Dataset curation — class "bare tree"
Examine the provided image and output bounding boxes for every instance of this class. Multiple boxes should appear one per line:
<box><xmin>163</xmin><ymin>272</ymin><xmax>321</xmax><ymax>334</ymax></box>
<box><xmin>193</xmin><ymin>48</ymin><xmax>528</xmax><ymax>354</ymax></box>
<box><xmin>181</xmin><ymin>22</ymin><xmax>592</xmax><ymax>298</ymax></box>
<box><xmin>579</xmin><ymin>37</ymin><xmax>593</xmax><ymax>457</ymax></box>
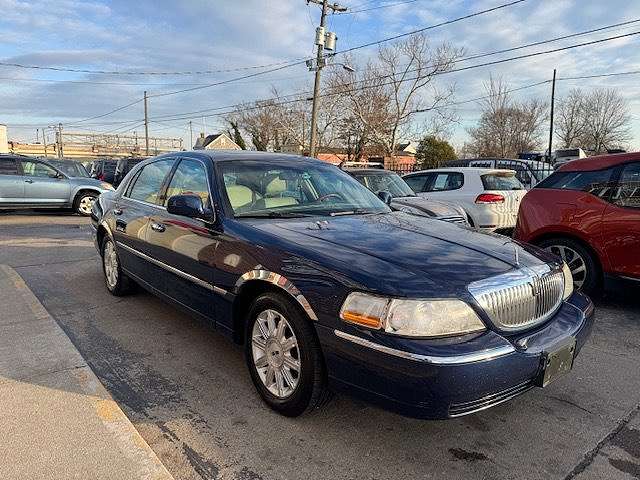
<box><xmin>582</xmin><ymin>88</ymin><xmax>631</xmax><ymax>153</ymax></box>
<box><xmin>555</xmin><ymin>88</ymin><xmax>631</xmax><ymax>153</ymax></box>
<box><xmin>468</xmin><ymin>76</ymin><xmax>548</xmax><ymax>158</ymax></box>
<box><xmin>376</xmin><ymin>34</ymin><xmax>462</xmax><ymax>158</ymax></box>
<box><xmin>555</xmin><ymin>89</ymin><xmax>587</xmax><ymax>148</ymax></box>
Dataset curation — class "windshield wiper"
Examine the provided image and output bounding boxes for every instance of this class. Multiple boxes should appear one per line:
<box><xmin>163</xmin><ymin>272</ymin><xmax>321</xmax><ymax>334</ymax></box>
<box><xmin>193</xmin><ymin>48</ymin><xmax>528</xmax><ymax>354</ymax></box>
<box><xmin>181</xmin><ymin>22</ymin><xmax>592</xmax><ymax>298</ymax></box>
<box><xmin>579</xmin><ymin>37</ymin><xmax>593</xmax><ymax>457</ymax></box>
<box><xmin>235</xmin><ymin>211</ymin><xmax>316</xmax><ymax>218</ymax></box>
<box><xmin>329</xmin><ymin>208</ymin><xmax>379</xmax><ymax>216</ymax></box>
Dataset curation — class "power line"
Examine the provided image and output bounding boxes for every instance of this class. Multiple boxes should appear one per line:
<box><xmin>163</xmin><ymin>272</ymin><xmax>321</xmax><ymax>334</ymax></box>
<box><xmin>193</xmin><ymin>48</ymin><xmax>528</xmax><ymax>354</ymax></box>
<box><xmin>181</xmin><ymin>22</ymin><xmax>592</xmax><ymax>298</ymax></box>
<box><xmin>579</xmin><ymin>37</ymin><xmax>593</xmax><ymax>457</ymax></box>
<box><xmin>69</xmin><ymin>98</ymin><xmax>144</xmax><ymax>125</ymax></box>
<box><xmin>331</xmin><ymin>0</ymin><xmax>527</xmax><ymax>56</ymax></box>
<box><xmin>338</xmin><ymin>0</ymin><xmax>420</xmax><ymax>15</ymax></box>
<box><xmin>0</xmin><ymin>58</ymin><xmax>308</xmax><ymax>76</ymax></box>
<box><xmin>153</xmin><ymin>30</ymin><xmax>640</xmax><ymax>123</ymax></box>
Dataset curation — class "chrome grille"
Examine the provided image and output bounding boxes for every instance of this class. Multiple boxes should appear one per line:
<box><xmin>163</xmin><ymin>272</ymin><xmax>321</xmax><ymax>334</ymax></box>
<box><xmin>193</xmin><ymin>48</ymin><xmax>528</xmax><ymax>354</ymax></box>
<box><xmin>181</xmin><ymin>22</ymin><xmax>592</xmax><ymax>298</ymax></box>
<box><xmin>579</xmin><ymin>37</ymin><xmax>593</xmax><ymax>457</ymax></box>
<box><xmin>468</xmin><ymin>265</ymin><xmax>564</xmax><ymax>331</ymax></box>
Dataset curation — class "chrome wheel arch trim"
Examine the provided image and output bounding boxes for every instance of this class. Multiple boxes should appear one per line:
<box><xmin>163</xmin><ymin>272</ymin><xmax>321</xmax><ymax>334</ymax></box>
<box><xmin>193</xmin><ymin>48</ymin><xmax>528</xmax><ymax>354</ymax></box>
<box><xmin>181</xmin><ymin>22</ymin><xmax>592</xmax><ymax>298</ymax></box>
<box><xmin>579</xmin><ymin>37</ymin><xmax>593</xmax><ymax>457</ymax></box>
<box><xmin>334</xmin><ymin>329</ymin><xmax>515</xmax><ymax>365</ymax></box>
<box><xmin>235</xmin><ymin>269</ymin><xmax>319</xmax><ymax>321</ymax></box>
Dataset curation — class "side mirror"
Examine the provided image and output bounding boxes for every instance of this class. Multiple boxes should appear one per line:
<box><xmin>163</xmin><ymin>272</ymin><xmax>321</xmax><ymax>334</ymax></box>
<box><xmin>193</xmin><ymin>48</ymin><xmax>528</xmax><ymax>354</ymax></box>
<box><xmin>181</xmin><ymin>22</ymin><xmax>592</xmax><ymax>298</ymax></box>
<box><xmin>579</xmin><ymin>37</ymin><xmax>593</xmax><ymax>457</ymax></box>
<box><xmin>167</xmin><ymin>194</ymin><xmax>214</xmax><ymax>222</ymax></box>
<box><xmin>377</xmin><ymin>190</ymin><xmax>393</xmax><ymax>205</ymax></box>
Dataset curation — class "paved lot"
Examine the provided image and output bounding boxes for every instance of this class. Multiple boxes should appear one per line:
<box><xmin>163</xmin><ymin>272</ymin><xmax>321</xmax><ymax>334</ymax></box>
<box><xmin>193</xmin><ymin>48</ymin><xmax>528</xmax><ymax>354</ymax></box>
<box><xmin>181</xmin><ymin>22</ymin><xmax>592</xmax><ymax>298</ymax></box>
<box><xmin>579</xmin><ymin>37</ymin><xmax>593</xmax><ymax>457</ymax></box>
<box><xmin>1</xmin><ymin>212</ymin><xmax>639</xmax><ymax>480</ymax></box>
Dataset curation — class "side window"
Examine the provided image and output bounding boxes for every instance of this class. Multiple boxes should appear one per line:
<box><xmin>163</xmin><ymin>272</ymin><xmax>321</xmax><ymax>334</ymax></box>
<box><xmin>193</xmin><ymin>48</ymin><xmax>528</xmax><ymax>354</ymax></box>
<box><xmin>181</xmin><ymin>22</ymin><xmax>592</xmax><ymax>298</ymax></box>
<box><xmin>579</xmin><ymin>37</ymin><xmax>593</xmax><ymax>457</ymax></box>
<box><xmin>0</xmin><ymin>158</ymin><xmax>18</xmax><ymax>175</ymax></box>
<box><xmin>20</xmin><ymin>160</ymin><xmax>57</xmax><ymax>178</ymax></box>
<box><xmin>426</xmin><ymin>172</ymin><xmax>464</xmax><ymax>192</ymax></box>
<box><xmin>126</xmin><ymin>159</ymin><xmax>175</xmax><ymax>205</ymax></box>
<box><xmin>612</xmin><ymin>162</ymin><xmax>640</xmax><ymax>208</ymax></box>
<box><xmin>535</xmin><ymin>169</ymin><xmax>614</xmax><ymax>199</ymax></box>
<box><xmin>404</xmin><ymin>175</ymin><xmax>428</xmax><ymax>192</ymax></box>
<box><xmin>164</xmin><ymin>159</ymin><xmax>210</xmax><ymax>206</ymax></box>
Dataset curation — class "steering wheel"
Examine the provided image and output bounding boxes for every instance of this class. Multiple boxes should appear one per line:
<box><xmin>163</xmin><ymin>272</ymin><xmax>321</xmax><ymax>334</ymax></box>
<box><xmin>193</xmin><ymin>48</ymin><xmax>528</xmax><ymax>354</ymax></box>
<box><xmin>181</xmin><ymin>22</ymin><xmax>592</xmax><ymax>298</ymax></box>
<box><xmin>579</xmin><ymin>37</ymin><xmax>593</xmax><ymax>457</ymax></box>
<box><xmin>317</xmin><ymin>193</ymin><xmax>343</xmax><ymax>203</ymax></box>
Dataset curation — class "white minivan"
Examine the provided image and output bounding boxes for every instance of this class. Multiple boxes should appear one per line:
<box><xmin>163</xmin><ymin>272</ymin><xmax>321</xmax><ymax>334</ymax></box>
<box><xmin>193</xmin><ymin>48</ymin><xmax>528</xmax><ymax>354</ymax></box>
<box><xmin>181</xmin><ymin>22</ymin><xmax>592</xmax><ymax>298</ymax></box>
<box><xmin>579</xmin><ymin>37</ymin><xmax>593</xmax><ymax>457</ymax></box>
<box><xmin>403</xmin><ymin>167</ymin><xmax>526</xmax><ymax>234</ymax></box>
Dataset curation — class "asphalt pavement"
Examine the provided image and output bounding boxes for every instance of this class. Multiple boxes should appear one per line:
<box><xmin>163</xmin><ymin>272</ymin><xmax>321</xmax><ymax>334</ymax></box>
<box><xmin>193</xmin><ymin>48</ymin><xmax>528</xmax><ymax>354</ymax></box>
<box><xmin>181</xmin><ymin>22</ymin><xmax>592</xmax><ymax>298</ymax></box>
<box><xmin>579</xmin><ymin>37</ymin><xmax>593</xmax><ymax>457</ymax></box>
<box><xmin>1</xmin><ymin>211</ymin><xmax>639</xmax><ymax>480</ymax></box>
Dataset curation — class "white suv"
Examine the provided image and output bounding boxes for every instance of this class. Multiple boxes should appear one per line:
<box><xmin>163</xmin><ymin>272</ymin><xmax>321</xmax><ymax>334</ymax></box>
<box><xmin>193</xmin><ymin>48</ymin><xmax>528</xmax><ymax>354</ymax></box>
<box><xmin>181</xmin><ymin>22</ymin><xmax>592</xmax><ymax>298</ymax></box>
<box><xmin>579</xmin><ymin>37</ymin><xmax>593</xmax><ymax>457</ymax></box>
<box><xmin>403</xmin><ymin>167</ymin><xmax>526</xmax><ymax>234</ymax></box>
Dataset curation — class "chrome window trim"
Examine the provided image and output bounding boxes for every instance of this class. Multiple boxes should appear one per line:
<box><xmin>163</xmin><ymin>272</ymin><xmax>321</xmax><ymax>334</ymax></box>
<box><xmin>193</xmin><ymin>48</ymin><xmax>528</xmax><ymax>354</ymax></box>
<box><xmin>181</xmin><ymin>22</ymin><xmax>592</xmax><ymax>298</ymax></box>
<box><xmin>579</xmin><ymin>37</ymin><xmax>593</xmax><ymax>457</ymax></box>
<box><xmin>235</xmin><ymin>269</ymin><xmax>319</xmax><ymax>321</ymax></box>
<box><xmin>115</xmin><ymin>241</ymin><xmax>229</xmax><ymax>296</ymax></box>
<box><xmin>334</xmin><ymin>330</ymin><xmax>515</xmax><ymax>365</ymax></box>
<box><xmin>124</xmin><ymin>197</ymin><xmax>167</xmax><ymax>211</ymax></box>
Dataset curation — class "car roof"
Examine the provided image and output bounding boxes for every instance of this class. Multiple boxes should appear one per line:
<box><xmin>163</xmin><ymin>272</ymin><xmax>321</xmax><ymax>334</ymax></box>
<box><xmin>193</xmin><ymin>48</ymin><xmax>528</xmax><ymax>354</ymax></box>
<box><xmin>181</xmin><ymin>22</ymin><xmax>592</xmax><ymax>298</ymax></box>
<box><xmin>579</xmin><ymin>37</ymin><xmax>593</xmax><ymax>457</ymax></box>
<box><xmin>558</xmin><ymin>152</ymin><xmax>640</xmax><ymax>172</ymax></box>
<box><xmin>405</xmin><ymin>167</ymin><xmax>515</xmax><ymax>175</ymax></box>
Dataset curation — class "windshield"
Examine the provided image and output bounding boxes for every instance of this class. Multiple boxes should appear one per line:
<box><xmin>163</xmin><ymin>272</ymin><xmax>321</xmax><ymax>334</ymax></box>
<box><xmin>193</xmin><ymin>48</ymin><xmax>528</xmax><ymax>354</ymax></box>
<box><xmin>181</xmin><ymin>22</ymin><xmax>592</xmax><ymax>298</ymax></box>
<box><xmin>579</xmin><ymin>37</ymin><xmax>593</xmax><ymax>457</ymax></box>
<box><xmin>219</xmin><ymin>160</ymin><xmax>391</xmax><ymax>218</ymax></box>
<box><xmin>481</xmin><ymin>173</ymin><xmax>524</xmax><ymax>191</ymax></box>
<box><xmin>352</xmin><ymin>171</ymin><xmax>416</xmax><ymax>198</ymax></box>
<box><xmin>48</xmin><ymin>161</ymin><xmax>89</xmax><ymax>177</ymax></box>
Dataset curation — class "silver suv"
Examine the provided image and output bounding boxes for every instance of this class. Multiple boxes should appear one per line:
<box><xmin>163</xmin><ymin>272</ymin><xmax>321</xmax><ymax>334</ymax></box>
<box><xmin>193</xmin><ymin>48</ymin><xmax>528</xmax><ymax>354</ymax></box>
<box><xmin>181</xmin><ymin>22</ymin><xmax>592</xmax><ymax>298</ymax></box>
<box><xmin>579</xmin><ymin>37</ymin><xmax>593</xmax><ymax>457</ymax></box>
<box><xmin>0</xmin><ymin>155</ymin><xmax>114</xmax><ymax>216</ymax></box>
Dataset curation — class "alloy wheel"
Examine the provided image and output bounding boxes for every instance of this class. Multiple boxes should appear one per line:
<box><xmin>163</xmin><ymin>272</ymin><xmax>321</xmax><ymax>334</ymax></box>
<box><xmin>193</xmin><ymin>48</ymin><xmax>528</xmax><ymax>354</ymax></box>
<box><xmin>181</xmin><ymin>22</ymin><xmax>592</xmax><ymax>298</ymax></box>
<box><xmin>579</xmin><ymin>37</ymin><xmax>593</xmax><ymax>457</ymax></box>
<box><xmin>251</xmin><ymin>309</ymin><xmax>301</xmax><ymax>399</ymax></box>
<box><xmin>544</xmin><ymin>244</ymin><xmax>587</xmax><ymax>289</ymax></box>
<box><xmin>78</xmin><ymin>195</ymin><xmax>95</xmax><ymax>215</ymax></box>
<box><xmin>103</xmin><ymin>241</ymin><xmax>119</xmax><ymax>289</ymax></box>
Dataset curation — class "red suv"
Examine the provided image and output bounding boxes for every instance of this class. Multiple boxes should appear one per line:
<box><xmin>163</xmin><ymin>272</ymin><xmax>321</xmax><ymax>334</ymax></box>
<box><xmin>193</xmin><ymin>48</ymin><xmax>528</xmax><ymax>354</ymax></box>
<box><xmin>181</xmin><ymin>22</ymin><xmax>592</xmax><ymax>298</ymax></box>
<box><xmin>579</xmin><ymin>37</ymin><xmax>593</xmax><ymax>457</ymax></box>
<box><xmin>514</xmin><ymin>152</ymin><xmax>640</xmax><ymax>294</ymax></box>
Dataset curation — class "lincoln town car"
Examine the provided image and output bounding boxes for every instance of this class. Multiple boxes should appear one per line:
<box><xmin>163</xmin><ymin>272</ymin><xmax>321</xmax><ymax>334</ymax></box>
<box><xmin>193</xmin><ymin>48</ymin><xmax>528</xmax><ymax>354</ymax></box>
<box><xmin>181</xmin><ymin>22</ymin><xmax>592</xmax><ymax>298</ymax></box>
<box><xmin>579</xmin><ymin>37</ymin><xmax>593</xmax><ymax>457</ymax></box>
<box><xmin>91</xmin><ymin>151</ymin><xmax>594</xmax><ymax>418</ymax></box>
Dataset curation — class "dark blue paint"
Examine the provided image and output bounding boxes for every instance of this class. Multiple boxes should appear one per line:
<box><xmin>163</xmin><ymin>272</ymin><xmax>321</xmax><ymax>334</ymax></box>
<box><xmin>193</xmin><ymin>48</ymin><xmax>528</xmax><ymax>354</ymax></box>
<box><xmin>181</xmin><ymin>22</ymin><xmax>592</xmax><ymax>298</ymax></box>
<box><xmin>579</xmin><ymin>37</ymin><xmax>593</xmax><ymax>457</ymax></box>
<box><xmin>92</xmin><ymin>151</ymin><xmax>594</xmax><ymax>419</ymax></box>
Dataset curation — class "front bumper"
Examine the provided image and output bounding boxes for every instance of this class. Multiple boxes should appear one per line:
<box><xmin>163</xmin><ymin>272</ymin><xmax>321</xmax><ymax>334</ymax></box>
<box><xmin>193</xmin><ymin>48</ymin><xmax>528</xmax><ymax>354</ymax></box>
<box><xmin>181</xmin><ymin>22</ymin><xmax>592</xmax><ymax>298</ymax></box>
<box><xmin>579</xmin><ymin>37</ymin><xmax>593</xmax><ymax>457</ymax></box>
<box><xmin>320</xmin><ymin>292</ymin><xmax>594</xmax><ymax>419</ymax></box>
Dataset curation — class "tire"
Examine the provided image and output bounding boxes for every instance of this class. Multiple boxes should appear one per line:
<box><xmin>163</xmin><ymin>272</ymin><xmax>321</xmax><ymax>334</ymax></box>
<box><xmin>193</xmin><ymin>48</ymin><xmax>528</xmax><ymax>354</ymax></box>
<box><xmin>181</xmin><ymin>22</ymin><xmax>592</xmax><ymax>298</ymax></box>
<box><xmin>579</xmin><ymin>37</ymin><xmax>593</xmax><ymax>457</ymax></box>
<box><xmin>244</xmin><ymin>292</ymin><xmax>330</xmax><ymax>417</ymax></box>
<box><xmin>537</xmin><ymin>237</ymin><xmax>600</xmax><ymax>295</ymax></box>
<box><xmin>74</xmin><ymin>191</ymin><xmax>97</xmax><ymax>216</ymax></box>
<box><xmin>101</xmin><ymin>237</ymin><xmax>132</xmax><ymax>296</ymax></box>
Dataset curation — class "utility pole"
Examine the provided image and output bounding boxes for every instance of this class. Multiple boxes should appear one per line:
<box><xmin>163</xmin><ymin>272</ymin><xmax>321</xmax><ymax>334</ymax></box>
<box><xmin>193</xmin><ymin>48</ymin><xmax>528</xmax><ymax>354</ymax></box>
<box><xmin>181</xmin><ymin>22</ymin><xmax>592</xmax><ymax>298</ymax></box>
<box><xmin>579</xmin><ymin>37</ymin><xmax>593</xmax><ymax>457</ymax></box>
<box><xmin>548</xmin><ymin>69</ymin><xmax>556</xmax><ymax>163</ymax></box>
<box><xmin>144</xmin><ymin>91</ymin><xmax>150</xmax><ymax>156</ymax></box>
<box><xmin>42</xmin><ymin>128</ymin><xmax>48</xmax><ymax>157</ymax></box>
<box><xmin>308</xmin><ymin>0</ymin><xmax>345</xmax><ymax>157</ymax></box>
<box><xmin>189</xmin><ymin>121</ymin><xmax>194</xmax><ymax>149</ymax></box>
<box><xmin>57</xmin><ymin>123</ymin><xmax>64</xmax><ymax>158</ymax></box>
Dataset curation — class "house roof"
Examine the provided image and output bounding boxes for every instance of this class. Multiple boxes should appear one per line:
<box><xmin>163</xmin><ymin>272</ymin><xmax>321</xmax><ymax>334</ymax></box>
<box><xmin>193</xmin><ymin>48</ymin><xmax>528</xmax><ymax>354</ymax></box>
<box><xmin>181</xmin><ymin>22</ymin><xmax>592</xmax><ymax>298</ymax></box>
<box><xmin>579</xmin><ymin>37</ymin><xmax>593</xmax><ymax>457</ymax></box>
<box><xmin>193</xmin><ymin>133</ymin><xmax>224</xmax><ymax>149</ymax></box>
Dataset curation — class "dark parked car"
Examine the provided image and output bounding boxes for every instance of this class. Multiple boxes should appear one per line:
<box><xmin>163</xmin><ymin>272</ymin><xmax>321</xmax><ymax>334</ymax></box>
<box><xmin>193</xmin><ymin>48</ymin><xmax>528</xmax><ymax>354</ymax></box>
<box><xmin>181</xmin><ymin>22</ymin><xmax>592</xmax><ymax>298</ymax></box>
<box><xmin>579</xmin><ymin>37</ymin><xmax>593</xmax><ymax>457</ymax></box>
<box><xmin>347</xmin><ymin>168</ymin><xmax>468</xmax><ymax>225</ymax></box>
<box><xmin>92</xmin><ymin>151</ymin><xmax>594</xmax><ymax>419</ymax></box>
<box><xmin>89</xmin><ymin>159</ymin><xmax>118</xmax><ymax>183</ymax></box>
<box><xmin>113</xmin><ymin>157</ymin><xmax>144</xmax><ymax>187</ymax></box>
<box><xmin>47</xmin><ymin>159</ymin><xmax>90</xmax><ymax>178</ymax></box>
<box><xmin>514</xmin><ymin>152</ymin><xmax>640</xmax><ymax>294</ymax></box>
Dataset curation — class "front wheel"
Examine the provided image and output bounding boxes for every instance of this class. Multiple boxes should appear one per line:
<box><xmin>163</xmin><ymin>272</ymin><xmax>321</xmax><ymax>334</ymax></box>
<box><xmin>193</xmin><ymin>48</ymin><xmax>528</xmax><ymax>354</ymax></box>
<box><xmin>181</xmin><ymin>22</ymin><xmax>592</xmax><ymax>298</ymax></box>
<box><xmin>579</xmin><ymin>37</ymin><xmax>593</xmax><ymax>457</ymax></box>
<box><xmin>537</xmin><ymin>237</ymin><xmax>600</xmax><ymax>294</ymax></box>
<box><xmin>244</xmin><ymin>292</ymin><xmax>330</xmax><ymax>416</ymax></box>
<box><xmin>74</xmin><ymin>192</ymin><xmax>97</xmax><ymax>216</ymax></box>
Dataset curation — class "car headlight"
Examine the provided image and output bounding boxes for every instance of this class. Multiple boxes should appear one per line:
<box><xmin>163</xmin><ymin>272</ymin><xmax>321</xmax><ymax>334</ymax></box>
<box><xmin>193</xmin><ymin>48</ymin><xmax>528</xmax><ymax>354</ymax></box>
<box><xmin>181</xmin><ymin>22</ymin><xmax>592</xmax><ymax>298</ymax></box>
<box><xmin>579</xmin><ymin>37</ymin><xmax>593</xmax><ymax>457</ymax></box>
<box><xmin>100</xmin><ymin>182</ymin><xmax>114</xmax><ymax>190</ymax></box>
<box><xmin>339</xmin><ymin>292</ymin><xmax>486</xmax><ymax>337</ymax></box>
<box><xmin>561</xmin><ymin>262</ymin><xmax>574</xmax><ymax>300</ymax></box>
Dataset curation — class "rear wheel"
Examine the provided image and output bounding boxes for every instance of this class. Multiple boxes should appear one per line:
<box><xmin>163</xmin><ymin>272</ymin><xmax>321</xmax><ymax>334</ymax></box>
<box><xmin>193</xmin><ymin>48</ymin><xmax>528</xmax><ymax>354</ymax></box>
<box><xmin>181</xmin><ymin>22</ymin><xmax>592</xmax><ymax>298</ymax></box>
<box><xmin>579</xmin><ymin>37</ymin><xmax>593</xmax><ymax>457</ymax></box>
<box><xmin>537</xmin><ymin>237</ymin><xmax>600</xmax><ymax>294</ymax></box>
<box><xmin>74</xmin><ymin>191</ymin><xmax>97</xmax><ymax>216</ymax></box>
<box><xmin>101</xmin><ymin>238</ymin><xmax>132</xmax><ymax>296</ymax></box>
<box><xmin>244</xmin><ymin>292</ymin><xmax>330</xmax><ymax>416</ymax></box>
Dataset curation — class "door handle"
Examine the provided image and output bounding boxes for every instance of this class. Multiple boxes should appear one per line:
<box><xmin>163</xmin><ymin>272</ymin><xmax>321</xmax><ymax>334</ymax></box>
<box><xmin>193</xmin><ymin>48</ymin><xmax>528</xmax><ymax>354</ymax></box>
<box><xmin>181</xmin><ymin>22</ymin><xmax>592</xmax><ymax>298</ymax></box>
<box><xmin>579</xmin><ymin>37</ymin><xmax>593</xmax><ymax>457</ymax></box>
<box><xmin>151</xmin><ymin>222</ymin><xmax>166</xmax><ymax>233</ymax></box>
<box><xmin>113</xmin><ymin>208</ymin><xmax>123</xmax><ymax>216</ymax></box>
<box><xmin>24</xmin><ymin>179</ymin><xmax>34</xmax><ymax>184</ymax></box>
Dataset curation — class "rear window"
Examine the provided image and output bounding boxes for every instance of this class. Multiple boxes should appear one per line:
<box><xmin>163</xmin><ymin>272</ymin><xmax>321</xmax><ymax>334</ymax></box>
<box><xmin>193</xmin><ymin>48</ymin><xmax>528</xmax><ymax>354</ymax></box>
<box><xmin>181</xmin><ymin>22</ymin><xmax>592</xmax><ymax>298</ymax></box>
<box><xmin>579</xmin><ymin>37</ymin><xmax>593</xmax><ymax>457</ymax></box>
<box><xmin>481</xmin><ymin>173</ymin><xmax>524</xmax><ymax>191</ymax></box>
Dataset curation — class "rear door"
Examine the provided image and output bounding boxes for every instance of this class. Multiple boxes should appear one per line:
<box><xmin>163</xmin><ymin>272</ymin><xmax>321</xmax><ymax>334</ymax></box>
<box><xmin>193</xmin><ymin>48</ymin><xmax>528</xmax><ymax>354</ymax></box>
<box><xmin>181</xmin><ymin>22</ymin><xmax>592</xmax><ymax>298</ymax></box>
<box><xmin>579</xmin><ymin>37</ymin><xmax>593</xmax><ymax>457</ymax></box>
<box><xmin>19</xmin><ymin>159</ymin><xmax>70</xmax><ymax>205</ymax></box>
<box><xmin>0</xmin><ymin>157</ymin><xmax>24</xmax><ymax>205</ymax></box>
<box><xmin>145</xmin><ymin>156</ymin><xmax>219</xmax><ymax>321</ymax></box>
<box><xmin>112</xmin><ymin>158</ymin><xmax>176</xmax><ymax>285</ymax></box>
<box><xmin>602</xmin><ymin>162</ymin><xmax>640</xmax><ymax>279</ymax></box>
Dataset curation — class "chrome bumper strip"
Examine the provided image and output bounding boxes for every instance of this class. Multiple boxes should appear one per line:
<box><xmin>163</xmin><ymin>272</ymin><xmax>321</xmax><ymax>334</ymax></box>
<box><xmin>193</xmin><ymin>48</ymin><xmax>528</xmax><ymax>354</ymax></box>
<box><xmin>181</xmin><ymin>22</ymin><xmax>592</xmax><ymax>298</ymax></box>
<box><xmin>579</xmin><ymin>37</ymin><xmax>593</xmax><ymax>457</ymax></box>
<box><xmin>116</xmin><ymin>241</ymin><xmax>229</xmax><ymax>296</ymax></box>
<box><xmin>334</xmin><ymin>330</ymin><xmax>515</xmax><ymax>365</ymax></box>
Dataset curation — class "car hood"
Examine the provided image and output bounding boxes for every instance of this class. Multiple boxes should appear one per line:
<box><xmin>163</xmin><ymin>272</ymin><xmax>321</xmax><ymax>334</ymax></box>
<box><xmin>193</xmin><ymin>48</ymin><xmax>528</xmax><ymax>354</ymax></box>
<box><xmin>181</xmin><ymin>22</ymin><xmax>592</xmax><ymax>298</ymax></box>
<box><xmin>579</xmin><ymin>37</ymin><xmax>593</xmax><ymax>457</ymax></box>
<box><xmin>252</xmin><ymin>212</ymin><xmax>553</xmax><ymax>295</ymax></box>
<box><xmin>391</xmin><ymin>196</ymin><xmax>463</xmax><ymax>217</ymax></box>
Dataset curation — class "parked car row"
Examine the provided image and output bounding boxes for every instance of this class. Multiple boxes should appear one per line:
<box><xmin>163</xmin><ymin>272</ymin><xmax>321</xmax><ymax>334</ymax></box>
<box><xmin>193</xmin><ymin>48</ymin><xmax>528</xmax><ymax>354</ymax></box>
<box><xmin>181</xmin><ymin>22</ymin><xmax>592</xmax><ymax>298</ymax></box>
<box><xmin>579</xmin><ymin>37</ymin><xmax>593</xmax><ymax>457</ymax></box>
<box><xmin>91</xmin><ymin>150</ymin><xmax>594</xmax><ymax>420</ymax></box>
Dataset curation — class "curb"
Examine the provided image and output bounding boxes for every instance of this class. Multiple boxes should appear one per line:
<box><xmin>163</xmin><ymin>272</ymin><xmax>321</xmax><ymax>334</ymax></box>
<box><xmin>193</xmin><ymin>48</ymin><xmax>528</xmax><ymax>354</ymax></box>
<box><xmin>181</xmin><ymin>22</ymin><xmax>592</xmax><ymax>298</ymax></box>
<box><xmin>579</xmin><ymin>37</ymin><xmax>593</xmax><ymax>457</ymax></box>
<box><xmin>0</xmin><ymin>264</ymin><xmax>175</xmax><ymax>480</ymax></box>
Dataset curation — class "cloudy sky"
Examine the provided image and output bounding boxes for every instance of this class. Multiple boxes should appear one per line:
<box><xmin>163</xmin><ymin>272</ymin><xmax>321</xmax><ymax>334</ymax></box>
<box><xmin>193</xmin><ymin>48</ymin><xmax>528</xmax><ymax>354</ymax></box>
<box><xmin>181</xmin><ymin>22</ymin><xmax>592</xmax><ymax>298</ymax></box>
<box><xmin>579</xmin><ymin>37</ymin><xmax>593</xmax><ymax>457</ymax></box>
<box><xmin>1</xmin><ymin>0</ymin><xmax>639</xmax><ymax>150</ymax></box>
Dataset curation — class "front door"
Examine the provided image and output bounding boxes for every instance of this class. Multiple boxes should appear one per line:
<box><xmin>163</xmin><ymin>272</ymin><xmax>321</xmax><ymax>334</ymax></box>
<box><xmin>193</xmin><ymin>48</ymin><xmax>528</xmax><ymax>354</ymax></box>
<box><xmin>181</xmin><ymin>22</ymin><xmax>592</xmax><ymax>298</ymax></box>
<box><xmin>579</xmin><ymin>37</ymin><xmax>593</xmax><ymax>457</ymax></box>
<box><xmin>145</xmin><ymin>157</ymin><xmax>219</xmax><ymax>321</ymax></box>
<box><xmin>113</xmin><ymin>158</ymin><xmax>176</xmax><ymax>286</ymax></box>
<box><xmin>19</xmin><ymin>160</ymin><xmax>70</xmax><ymax>205</ymax></box>
<box><xmin>602</xmin><ymin>162</ymin><xmax>640</xmax><ymax>279</ymax></box>
<box><xmin>0</xmin><ymin>157</ymin><xmax>24</xmax><ymax>204</ymax></box>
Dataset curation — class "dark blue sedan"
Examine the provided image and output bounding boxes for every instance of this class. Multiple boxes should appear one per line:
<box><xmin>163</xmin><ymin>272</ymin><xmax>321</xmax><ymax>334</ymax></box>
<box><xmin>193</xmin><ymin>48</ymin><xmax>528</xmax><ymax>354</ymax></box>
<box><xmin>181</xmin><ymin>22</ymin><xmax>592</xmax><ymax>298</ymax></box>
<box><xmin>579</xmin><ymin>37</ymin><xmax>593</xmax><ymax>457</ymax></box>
<box><xmin>91</xmin><ymin>151</ymin><xmax>594</xmax><ymax>418</ymax></box>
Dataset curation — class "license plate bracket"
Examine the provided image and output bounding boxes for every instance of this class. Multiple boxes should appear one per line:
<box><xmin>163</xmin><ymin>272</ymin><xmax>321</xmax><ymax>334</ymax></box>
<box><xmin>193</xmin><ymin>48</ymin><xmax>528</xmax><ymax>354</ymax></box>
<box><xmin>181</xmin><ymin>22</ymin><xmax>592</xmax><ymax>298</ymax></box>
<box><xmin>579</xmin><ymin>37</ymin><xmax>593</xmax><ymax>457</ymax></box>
<box><xmin>537</xmin><ymin>338</ymin><xmax>576</xmax><ymax>387</ymax></box>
